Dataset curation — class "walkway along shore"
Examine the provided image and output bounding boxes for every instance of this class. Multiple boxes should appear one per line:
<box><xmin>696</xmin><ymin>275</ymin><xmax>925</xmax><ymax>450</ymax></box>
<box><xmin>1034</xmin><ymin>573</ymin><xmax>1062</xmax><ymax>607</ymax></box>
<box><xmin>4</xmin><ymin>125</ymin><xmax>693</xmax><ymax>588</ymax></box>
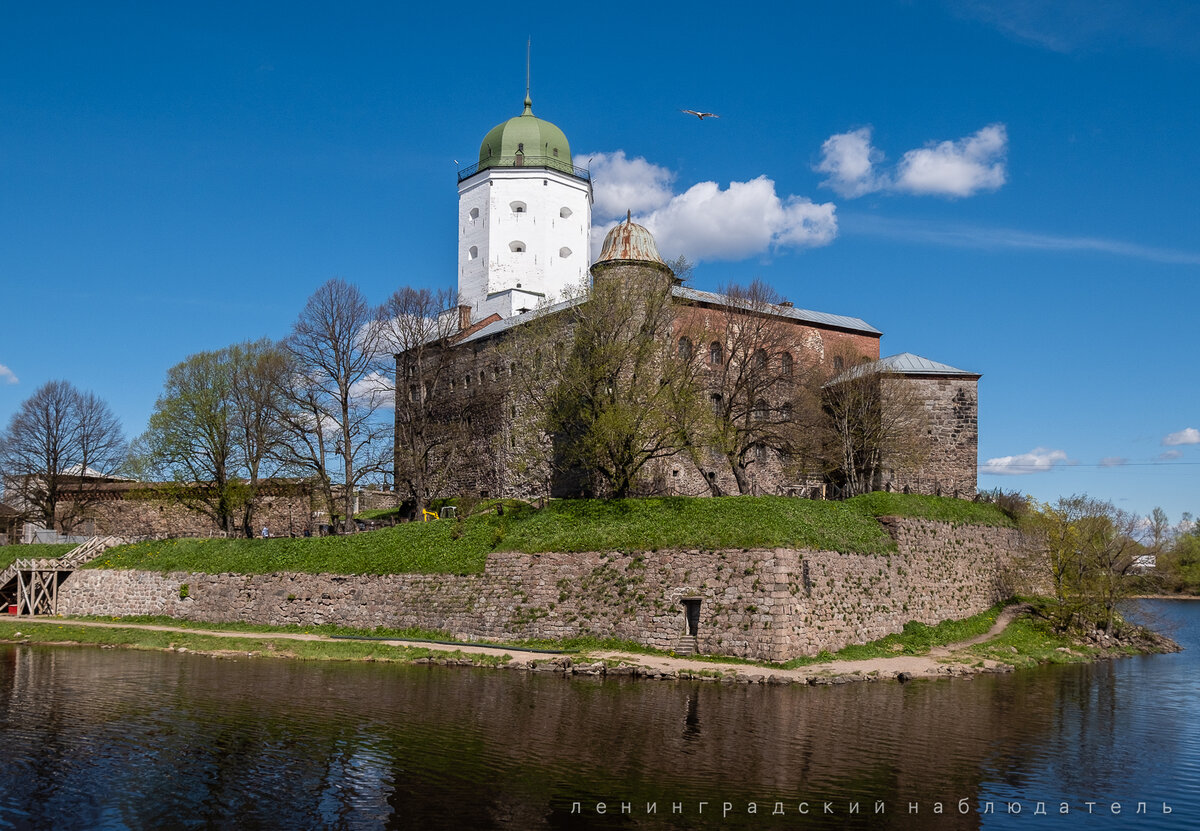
<box><xmin>0</xmin><ymin>604</ymin><xmax>1126</xmax><ymax>686</ymax></box>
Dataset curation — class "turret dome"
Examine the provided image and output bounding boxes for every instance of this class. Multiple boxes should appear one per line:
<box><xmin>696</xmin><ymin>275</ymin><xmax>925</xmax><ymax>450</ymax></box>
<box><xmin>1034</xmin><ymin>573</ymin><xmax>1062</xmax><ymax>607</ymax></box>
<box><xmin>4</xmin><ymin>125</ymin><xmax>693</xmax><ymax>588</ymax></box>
<box><xmin>477</xmin><ymin>96</ymin><xmax>573</xmax><ymax>174</ymax></box>
<box><xmin>596</xmin><ymin>214</ymin><xmax>666</xmax><ymax>265</ymax></box>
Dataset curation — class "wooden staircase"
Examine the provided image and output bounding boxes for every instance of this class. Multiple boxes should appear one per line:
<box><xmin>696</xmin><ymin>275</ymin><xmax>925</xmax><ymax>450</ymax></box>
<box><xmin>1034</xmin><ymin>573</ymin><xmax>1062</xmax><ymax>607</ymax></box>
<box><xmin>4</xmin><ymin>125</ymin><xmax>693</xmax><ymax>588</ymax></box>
<box><xmin>0</xmin><ymin>535</ymin><xmax>128</xmax><ymax>615</ymax></box>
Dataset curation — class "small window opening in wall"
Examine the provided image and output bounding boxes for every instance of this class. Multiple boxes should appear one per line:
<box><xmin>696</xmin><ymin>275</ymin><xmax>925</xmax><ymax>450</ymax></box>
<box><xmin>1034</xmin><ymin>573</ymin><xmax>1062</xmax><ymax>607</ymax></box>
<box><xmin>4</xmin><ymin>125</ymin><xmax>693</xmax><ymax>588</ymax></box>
<box><xmin>509</xmin><ymin>241</ymin><xmax>525</xmax><ymax>252</ymax></box>
<box><xmin>469</xmin><ymin>207</ymin><xmax>479</xmax><ymax>220</ymax></box>
<box><xmin>560</xmin><ymin>207</ymin><xmax>572</xmax><ymax>219</ymax></box>
<box><xmin>468</xmin><ymin>245</ymin><xmax>478</xmax><ymax>260</ymax></box>
<box><xmin>510</xmin><ymin>435</ymin><xmax>516</xmax><ymax>449</ymax></box>
<box><xmin>553</xmin><ymin>148</ymin><xmax>559</xmax><ymax>157</ymax></box>
<box><xmin>672</xmin><ymin>469</ymin><xmax>679</xmax><ymax>478</ymax></box>
<box><xmin>559</xmin><ymin>246</ymin><xmax>572</xmax><ymax>258</ymax></box>
<box><xmin>479</xmin><ymin>370</ymin><xmax>486</xmax><ymax>385</ymax></box>
<box><xmin>510</xmin><ymin>201</ymin><xmax>527</xmax><ymax>213</ymax></box>
<box><xmin>682</xmin><ymin>598</ymin><xmax>701</xmax><ymax>637</ymax></box>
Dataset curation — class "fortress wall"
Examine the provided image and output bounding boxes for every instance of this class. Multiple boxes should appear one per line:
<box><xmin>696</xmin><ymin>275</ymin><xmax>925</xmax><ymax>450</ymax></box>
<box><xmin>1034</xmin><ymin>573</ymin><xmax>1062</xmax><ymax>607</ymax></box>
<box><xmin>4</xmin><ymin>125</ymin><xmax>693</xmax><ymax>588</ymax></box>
<box><xmin>58</xmin><ymin>519</ymin><xmax>1039</xmax><ymax>661</ymax></box>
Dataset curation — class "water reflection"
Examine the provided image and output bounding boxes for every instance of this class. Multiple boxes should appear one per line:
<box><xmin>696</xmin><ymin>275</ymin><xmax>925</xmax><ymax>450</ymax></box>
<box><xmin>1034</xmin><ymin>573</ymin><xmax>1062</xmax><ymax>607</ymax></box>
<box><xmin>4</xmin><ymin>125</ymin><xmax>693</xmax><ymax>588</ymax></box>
<box><xmin>0</xmin><ymin>601</ymin><xmax>1196</xmax><ymax>829</ymax></box>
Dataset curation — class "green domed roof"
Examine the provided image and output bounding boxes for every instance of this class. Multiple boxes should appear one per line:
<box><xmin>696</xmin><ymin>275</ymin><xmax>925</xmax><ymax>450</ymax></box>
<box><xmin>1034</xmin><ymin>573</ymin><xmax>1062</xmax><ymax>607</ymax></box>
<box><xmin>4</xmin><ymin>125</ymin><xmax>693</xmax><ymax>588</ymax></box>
<box><xmin>477</xmin><ymin>96</ymin><xmax>573</xmax><ymax>173</ymax></box>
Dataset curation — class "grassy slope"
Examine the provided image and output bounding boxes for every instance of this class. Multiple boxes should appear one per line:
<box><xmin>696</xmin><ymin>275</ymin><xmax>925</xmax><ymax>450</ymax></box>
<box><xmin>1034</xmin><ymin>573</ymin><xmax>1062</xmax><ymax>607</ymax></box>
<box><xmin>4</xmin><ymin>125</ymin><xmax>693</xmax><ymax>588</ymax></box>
<box><xmin>0</xmin><ymin>543</ymin><xmax>77</xmax><ymax>571</ymax></box>
<box><xmin>88</xmin><ymin>493</ymin><xmax>1004</xmax><ymax>577</ymax></box>
<box><xmin>846</xmin><ymin>492</ymin><xmax>1014</xmax><ymax>527</ymax></box>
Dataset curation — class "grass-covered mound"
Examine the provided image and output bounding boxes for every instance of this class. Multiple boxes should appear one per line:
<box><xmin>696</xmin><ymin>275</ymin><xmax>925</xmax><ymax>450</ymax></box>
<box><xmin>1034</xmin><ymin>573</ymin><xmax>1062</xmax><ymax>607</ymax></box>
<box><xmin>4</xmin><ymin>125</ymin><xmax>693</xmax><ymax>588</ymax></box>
<box><xmin>846</xmin><ymin>492</ymin><xmax>1015</xmax><ymax>527</ymax></box>
<box><xmin>1</xmin><ymin>543</ymin><xmax>77</xmax><ymax>571</ymax></box>
<box><xmin>87</xmin><ymin>493</ymin><xmax>1004</xmax><ymax>576</ymax></box>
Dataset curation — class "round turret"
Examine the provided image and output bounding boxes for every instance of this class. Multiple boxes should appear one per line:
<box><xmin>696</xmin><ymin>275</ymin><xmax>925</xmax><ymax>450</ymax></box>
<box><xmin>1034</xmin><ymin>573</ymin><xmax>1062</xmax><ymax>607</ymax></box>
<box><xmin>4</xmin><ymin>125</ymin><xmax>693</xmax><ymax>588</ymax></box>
<box><xmin>478</xmin><ymin>96</ymin><xmax>573</xmax><ymax>175</ymax></box>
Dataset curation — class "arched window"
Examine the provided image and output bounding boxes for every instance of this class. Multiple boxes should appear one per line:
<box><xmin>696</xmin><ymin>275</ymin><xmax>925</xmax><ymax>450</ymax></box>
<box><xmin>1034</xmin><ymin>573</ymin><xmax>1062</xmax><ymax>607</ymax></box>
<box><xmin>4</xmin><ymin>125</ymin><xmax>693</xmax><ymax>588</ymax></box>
<box><xmin>710</xmin><ymin>393</ymin><xmax>723</xmax><ymax>416</ymax></box>
<box><xmin>559</xmin><ymin>247</ymin><xmax>572</xmax><ymax>258</ymax></box>
<box><xmin>510</xmin><ymin>201</ymin><xmax>527</xmax><ymax>213</ymax></box>
<box><xmin>560</xmin><ymin>207</ymin><xmax>573</xmax><ymax>219</ymax></box>
<box><xmin>469</xmin><ymin>207</ymin><xmax>480</xmax><ymax>221</ymax></box>
<box><xmin>509</xmin><ymin>241</ymin><xmax>525</xmax><ymax>253</ymax></box>
<box><xmin>709</xmin><ymin>341</ymin><xmax>723</xmax><ymax>365</ymax></box>
<box><xmin>468</xmin><ymin>245</ymin><xmax>478</xmax><ymax>260</ymax></box>
<box><xmin>753</xmin><ymin>399</ymin><xmax>769</xmax><ymax>421</ymax></box>
<box><xmin>753</xmin><ymin>349</ymin><xmax>767</xmax><ymax>370</ymax></box>
<box><xmin>479</xmin><ymin>370</ymin><xmax>486</xmax><ymax>385</ymax></box>
<box><xmin>678</xmin><ymin>337</ymin><xmax>693</xmax><ymax>361</ymax></box>
<box><xmin>781</xmin><ymin>352</ymin><xmax>794</xmax><ymax>377</ymax></box>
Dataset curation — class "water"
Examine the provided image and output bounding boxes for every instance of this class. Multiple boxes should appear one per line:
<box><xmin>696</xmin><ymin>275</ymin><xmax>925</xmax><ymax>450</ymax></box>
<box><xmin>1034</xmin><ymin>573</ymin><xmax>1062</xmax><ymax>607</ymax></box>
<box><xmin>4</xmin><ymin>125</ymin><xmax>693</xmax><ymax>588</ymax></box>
<box><xmin>1</xmin><ymin>601</ymin><xmax>1197</xmax><ymax>829</ymax></box>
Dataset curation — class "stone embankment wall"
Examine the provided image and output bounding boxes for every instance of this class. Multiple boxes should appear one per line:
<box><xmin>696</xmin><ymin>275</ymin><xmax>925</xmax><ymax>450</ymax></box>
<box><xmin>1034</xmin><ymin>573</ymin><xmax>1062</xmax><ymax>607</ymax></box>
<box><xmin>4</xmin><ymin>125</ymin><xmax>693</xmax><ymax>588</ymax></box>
<box><xmin>58</xmin><ymin>518</ymin><xmax>1040</xmax><ymax>661</ymax></box>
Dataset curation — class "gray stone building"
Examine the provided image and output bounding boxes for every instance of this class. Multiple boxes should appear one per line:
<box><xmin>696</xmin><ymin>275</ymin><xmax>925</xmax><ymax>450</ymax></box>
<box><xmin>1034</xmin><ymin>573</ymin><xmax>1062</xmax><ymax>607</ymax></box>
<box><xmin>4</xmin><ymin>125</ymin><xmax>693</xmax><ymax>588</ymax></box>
<box><xmin>391</xmin><ymin>97</ymin><xmax>980</xmax><ymax>506</ymax></box>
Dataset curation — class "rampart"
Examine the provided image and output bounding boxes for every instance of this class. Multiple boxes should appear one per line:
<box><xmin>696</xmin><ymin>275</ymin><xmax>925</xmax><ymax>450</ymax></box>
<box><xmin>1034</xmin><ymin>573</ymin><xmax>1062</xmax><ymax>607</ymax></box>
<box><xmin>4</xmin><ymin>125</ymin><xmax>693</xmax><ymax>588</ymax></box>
<box><xmin>58</xmin><ymin>518</ymin><xmax>1041</xmax><ymax>661</ymax></box>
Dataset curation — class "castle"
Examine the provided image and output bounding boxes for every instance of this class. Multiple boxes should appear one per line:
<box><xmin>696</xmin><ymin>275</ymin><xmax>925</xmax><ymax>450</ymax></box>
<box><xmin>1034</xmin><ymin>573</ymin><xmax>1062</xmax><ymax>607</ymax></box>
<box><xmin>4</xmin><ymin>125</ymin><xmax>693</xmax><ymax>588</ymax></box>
<box><xmin>393</xmin><ymin>94</ymin><xmax>980</xmax><ymax>503</ymax></box>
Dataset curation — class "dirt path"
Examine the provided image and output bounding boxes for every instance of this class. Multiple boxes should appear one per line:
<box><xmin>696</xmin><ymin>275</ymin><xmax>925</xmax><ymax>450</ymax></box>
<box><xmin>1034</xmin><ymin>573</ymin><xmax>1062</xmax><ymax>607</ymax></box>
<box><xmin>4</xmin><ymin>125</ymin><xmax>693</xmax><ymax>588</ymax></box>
<box><xmin>11</xmin><ymin>610</ymin><xmax>1026</xmax><ymax>683</ymax></box>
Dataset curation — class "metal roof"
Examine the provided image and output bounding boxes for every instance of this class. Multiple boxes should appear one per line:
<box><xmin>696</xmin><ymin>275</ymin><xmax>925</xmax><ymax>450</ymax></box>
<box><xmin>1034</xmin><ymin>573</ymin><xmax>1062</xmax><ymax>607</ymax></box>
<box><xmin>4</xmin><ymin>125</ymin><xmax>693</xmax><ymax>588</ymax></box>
<box><xmin>454</xmin><ymin>295</ymin><xmax>584</xmax><ymax>346</ymax></box>
<box><xmin>873</xmin><ymin>352</ymin><xmax>978</xmax><ymax>376</ymax></box>
<box><xmin>670</xmin><ymin>285</ymin><xmax>882</xmax><ymax>335</ymax></box>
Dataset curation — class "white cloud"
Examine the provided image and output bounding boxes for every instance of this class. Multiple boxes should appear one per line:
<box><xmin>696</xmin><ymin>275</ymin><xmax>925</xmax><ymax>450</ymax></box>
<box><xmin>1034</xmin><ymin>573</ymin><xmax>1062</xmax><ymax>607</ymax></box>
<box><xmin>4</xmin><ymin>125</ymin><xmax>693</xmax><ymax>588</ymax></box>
<box><xmin>980</xmin><ymin>447</ymin><xmax>1069</xmax><ymax>475</ymax></box>
<box><xmin>894</xmin><ymin>124</ymin><xmax>1008</xmax><ymax>197</ymax></box>
<box><xmin>1163</xmin><ymin>427</ymin><xmax>1200</xmax><ymax>446</ymax></box>
<box><xmin>842</xmin><ymin>215</ymin><xmax>1200</xmax><ymax>265</ymax></box>
<box><xmin>1098</xmin><ymin>457</ymin><xmax>1128</xmax><ymax>467</ymax></box>
<box><xmin>1159</xmin><ymin>449</ymin><xmax>1184</xmax><ymax>461</ymax></box>
<box><xmin>585</xmin><ymin>153</ymin><xmax>837</xmax><ymax>263</ymax></box>
<box><xmin>0</xmin><ymin>363</ymin><xmax>16</xmax><ymax>385</ymax></box>
<box><xmin>817</xmin><ymin>124</ymin><xmax>1008</xmax><ymax>199</ymax></box>
<box><xmin>583</xmin><ymin>151</ymin><xmax>676</xmax><ymax>218</ymax></box>
<box><xmin>350</xmin><ymin>371</ymin><xmax>395</xmax><ymax>410</ymax></box>
<box><xmin>816</xmin><ymin>128</ymin><xmax>886</xmax><ymax>198</ymax></box>
<box><xmin>636</xmin><ymin>178</ymin><xmax>836</xmax><ymax>262</ymax></box>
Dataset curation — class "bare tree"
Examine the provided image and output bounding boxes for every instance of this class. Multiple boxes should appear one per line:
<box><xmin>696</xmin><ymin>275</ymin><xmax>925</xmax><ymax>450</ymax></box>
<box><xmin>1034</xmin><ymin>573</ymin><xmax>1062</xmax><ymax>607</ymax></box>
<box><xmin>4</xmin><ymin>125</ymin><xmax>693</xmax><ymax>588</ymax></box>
<box><xmin>0</xmin><ymin>380</ymin><xmax>127</xmax><ymax>533</ymax></box>
<box><xmin>696</xmin><ymin>280</ymin><xmax>814</xmax><ymax>495</ymax></box>
<box><xmin>382</xmin><ymin>287</ymin><xmax>489</xmax><ymax>517</ymax></box>
<box><xmin>228</xmin><ymin>340</ymin><xmax>290</xmax><ymax>537</ymax></box>
<box><xmin>818</xmin><ymin>348</ymin><xmax>928</xmax><ymax>497</ymax></box>
<box><xmin>282</xmin><ymin>278</ymin><xmax>390</xmax><ymax>532</ymax></box>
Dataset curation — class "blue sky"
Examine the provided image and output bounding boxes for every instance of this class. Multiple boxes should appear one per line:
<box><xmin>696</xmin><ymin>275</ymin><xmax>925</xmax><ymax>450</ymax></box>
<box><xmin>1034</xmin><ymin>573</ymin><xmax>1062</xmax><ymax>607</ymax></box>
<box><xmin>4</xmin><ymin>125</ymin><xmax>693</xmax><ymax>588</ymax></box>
<box><xmin>2</xmin><ymin>1</ymin><xmax>1197</xmax><ymax>524</ymax></box>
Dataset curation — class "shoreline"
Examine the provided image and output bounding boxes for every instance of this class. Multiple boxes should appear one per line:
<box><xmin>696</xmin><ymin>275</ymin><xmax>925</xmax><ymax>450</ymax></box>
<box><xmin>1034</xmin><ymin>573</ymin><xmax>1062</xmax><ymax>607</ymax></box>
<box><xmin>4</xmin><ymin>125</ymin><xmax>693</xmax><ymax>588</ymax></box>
<box><xmin>0</xmin><ymin>608</ymin><xmax>1177</xmax><ymax>686</ymax></box>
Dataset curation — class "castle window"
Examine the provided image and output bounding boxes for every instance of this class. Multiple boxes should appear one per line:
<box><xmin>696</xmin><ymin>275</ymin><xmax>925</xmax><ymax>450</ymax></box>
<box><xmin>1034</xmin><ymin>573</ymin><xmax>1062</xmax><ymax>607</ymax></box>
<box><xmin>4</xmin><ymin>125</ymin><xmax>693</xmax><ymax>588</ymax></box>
<box><xmin>560</xmin><ymin>207</ymin><xmax>573</xmax><ymax>219</ymax></box>
<box><xmin>509</xmin><ymin>241</ymin><xmax>526</xmax><ymax>253</ymax></box>
<box><xmin>553</xmin><ymin>148</ymin><xmax>559</xmax><ymax>157</ymax></box>
<box><xmin>559</xmin><ymin>247</ymin><xmax>572</xmax><ymax>258</ymax></box>
<box><xmin>469</xmin><ymin>207</ymin><xmax>479</xmax><ymax>221</ymax></box>
<box><xmin>479</xmin><ymin>370</ymin><xmax>486</xmax><ymax>385</ymax></box>
<box><xmin>678</xmin><ymin>337</ymin><xmax>693</xmax><ymax>361</ymax></box>
<box><xmin>510</xmin><ymin>201</ymin><xmax>527</xmax><ymax>213</ymax></box>
<box><xmin>493</xmin><ymin>366</ymin><xmax>500</xmax><ymax>381</ymax></box>
<box><xmin>468</xmin><ymin>245</ymin><xmax>478</xmax><ymax>260</ymax></box>
<box><xmin>781</xmin><ymin>352</ymin><xmax>794</xmax><ymax>377</ymax></box>
<box><xmin>753</xmin><ymin>399</ymin><xmax>768</xmax><ymax>421</ymax></box>
<box><xmin>781</xmin><ymin>402</ymin><xmax>793</xmax><ymax>421</ymax></box>
<box><xmin>709</xmin><ymin>341</ymin><xmax>723</xmax><ymax>365</ymax></box>
<box><xmin>753</xmin><ymin>349</ymin><xmax>767</xmax><ymax>370</ymax></box>
<box><xmin>754</xmin><ymin>444</ymin><xmax>767</xmax><ymax>462</ymax></box>
<box><xmin>710</xmin><ymin>393</ymin><xmax>722</xmax><ymax>416</ymax></box>
<box><xmin>509</xmin><ymin>362</ymin><xmax>516</xmax><ymax>376</ymax></box>
<box><xmin>464</xmin><ymin>373</ymin><xmax>471</xmax><ymax>387</ymax></box>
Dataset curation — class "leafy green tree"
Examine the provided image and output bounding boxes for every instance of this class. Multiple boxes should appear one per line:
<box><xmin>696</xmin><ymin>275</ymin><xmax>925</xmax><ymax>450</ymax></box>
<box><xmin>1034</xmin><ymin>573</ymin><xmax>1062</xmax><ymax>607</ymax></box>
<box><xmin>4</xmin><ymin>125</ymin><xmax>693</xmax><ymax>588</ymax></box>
<box><xmin>513</xmin><ymin>268</ymin><xmax>705</xmax><ymax>498</ymax></box>
<box><xmin>133</xmin><ymin>340</ymin><xmax>288</xmax><ymax>537</ymax></box>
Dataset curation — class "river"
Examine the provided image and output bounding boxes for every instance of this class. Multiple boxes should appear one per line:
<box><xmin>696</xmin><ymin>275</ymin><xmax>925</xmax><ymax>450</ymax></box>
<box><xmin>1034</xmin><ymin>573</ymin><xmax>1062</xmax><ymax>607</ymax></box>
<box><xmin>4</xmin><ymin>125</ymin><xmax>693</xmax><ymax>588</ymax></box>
<box><xmin>1</xmin><ymin>600</ymin><xmax>1196</xmax><ymax>829</ymax></box>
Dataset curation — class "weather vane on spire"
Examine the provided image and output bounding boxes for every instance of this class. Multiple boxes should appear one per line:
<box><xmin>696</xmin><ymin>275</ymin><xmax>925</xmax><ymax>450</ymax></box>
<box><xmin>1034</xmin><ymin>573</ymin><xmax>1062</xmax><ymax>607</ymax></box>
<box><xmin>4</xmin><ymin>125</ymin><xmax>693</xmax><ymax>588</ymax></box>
<box><xmin>524</xmin><ymin>37</ymin><xmax>532</xmax><ymax>113</ymax></box>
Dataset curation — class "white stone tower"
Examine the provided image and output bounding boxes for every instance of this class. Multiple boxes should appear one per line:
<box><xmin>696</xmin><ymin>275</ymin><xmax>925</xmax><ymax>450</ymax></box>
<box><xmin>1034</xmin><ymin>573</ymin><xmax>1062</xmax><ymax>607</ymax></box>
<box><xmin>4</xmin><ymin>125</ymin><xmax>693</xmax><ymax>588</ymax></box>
<box><xmin>455</xmin><ymin>92</ymin><xmax>592</xmax><ymax>323</ymax></box>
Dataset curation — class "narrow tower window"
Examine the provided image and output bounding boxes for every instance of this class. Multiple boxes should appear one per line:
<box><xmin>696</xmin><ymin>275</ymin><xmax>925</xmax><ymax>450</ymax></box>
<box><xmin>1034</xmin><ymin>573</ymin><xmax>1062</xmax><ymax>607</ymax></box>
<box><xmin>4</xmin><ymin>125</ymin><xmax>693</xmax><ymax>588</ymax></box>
<box><xmin>510</xmin><ymin>201</ymin><xmax>527</xmax><ymax>213</ymax></box>
<box><xmin>468</xmin><ymin>246</ymin><xmax>478</xmax><ymax>260</ymax></box>
<box><xmin>469</xmin><ymin>207</ymin><xmax>480</xmax><ymax>221</ymax></box>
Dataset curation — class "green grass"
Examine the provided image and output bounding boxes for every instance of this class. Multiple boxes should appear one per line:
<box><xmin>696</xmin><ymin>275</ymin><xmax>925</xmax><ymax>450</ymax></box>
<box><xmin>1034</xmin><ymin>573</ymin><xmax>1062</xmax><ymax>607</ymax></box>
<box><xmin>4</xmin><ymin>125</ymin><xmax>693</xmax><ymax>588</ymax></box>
<box><xmin>70</xmin><ymin>614</ymin><xmax>457</xmax><ymax>642</ymax></box>
<box><xmin>85</xmin><ymin>494</ymin><xmax>1009</xmax><ymax>576</ymax></box>
<box><xmin>0</xmin><ymin>543</ymin><xmax>77</xmax><ymax>570</ymax></box>
<box><xmin>846</xmin><ymin>492</ymin><xmax>1014</xmax><ymax>527</ymax></box>
<box><xmin>0</xmin><ymin>619</ymin><xmax>511</xmax><ymax>666</ymax></box>
<box><xmin>354</xmin><ymin>508</ymin><xmax>403</xmax><ymax>521</ymax></box>
<box><xmin>967</xmin><ymin>617</ymin><xmax>1099</xmax><ymax>667</ymax></box>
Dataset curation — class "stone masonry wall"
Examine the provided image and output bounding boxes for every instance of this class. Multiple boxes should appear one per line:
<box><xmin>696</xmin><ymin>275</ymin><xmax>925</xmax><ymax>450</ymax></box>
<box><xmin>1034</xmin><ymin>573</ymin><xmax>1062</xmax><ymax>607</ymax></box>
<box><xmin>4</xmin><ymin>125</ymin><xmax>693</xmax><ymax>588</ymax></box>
<box><xmin>70</xmin><ymin>493</ymin><xmax>315</xmax><ymax>539</ymax></box>
<box><xmin>882</xmin><ymin>375</ymin><xmax>979</xmax><ymax>498</ymax></box>
<box><xmin>59</xmin><ymin>518</ymin><xmax>1038</xmax><ymax>661</ymax></box>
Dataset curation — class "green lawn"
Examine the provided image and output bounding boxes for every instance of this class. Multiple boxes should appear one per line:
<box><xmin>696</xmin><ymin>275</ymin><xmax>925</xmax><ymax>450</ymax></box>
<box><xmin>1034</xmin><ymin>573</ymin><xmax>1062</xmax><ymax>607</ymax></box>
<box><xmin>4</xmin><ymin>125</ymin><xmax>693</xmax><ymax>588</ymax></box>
<box><xmin>846</xmin><ymin>492</ymin><xmax>1014</xmax><ymax>527</ymax></box>
<box><xmin>88</xmin><ymin>493</ymin><xmax>1004</xmax><ymax>576</ymax></box>
<box><xmin>0</xmin><ymin>543</ymin><xmax>77</xmax><ymax>571</ymax></box>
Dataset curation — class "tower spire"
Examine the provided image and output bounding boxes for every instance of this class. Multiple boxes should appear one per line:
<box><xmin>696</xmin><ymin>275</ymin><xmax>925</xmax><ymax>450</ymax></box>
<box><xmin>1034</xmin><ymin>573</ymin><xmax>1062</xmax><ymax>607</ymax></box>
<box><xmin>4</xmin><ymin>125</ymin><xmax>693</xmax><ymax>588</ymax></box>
<box><xmin>523</xmin><ymin>37</ymin><xmax>533</xmax><ymax>114</ymax></box>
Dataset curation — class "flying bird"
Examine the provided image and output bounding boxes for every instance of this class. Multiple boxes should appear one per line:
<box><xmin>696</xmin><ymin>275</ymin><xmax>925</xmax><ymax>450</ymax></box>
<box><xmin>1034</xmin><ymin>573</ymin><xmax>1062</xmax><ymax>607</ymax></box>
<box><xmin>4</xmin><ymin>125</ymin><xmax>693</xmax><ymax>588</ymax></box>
<box><xmin>681</xmin><ymin>109</ymin><xmax>720</xmax><ymax>120</ymax></box>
